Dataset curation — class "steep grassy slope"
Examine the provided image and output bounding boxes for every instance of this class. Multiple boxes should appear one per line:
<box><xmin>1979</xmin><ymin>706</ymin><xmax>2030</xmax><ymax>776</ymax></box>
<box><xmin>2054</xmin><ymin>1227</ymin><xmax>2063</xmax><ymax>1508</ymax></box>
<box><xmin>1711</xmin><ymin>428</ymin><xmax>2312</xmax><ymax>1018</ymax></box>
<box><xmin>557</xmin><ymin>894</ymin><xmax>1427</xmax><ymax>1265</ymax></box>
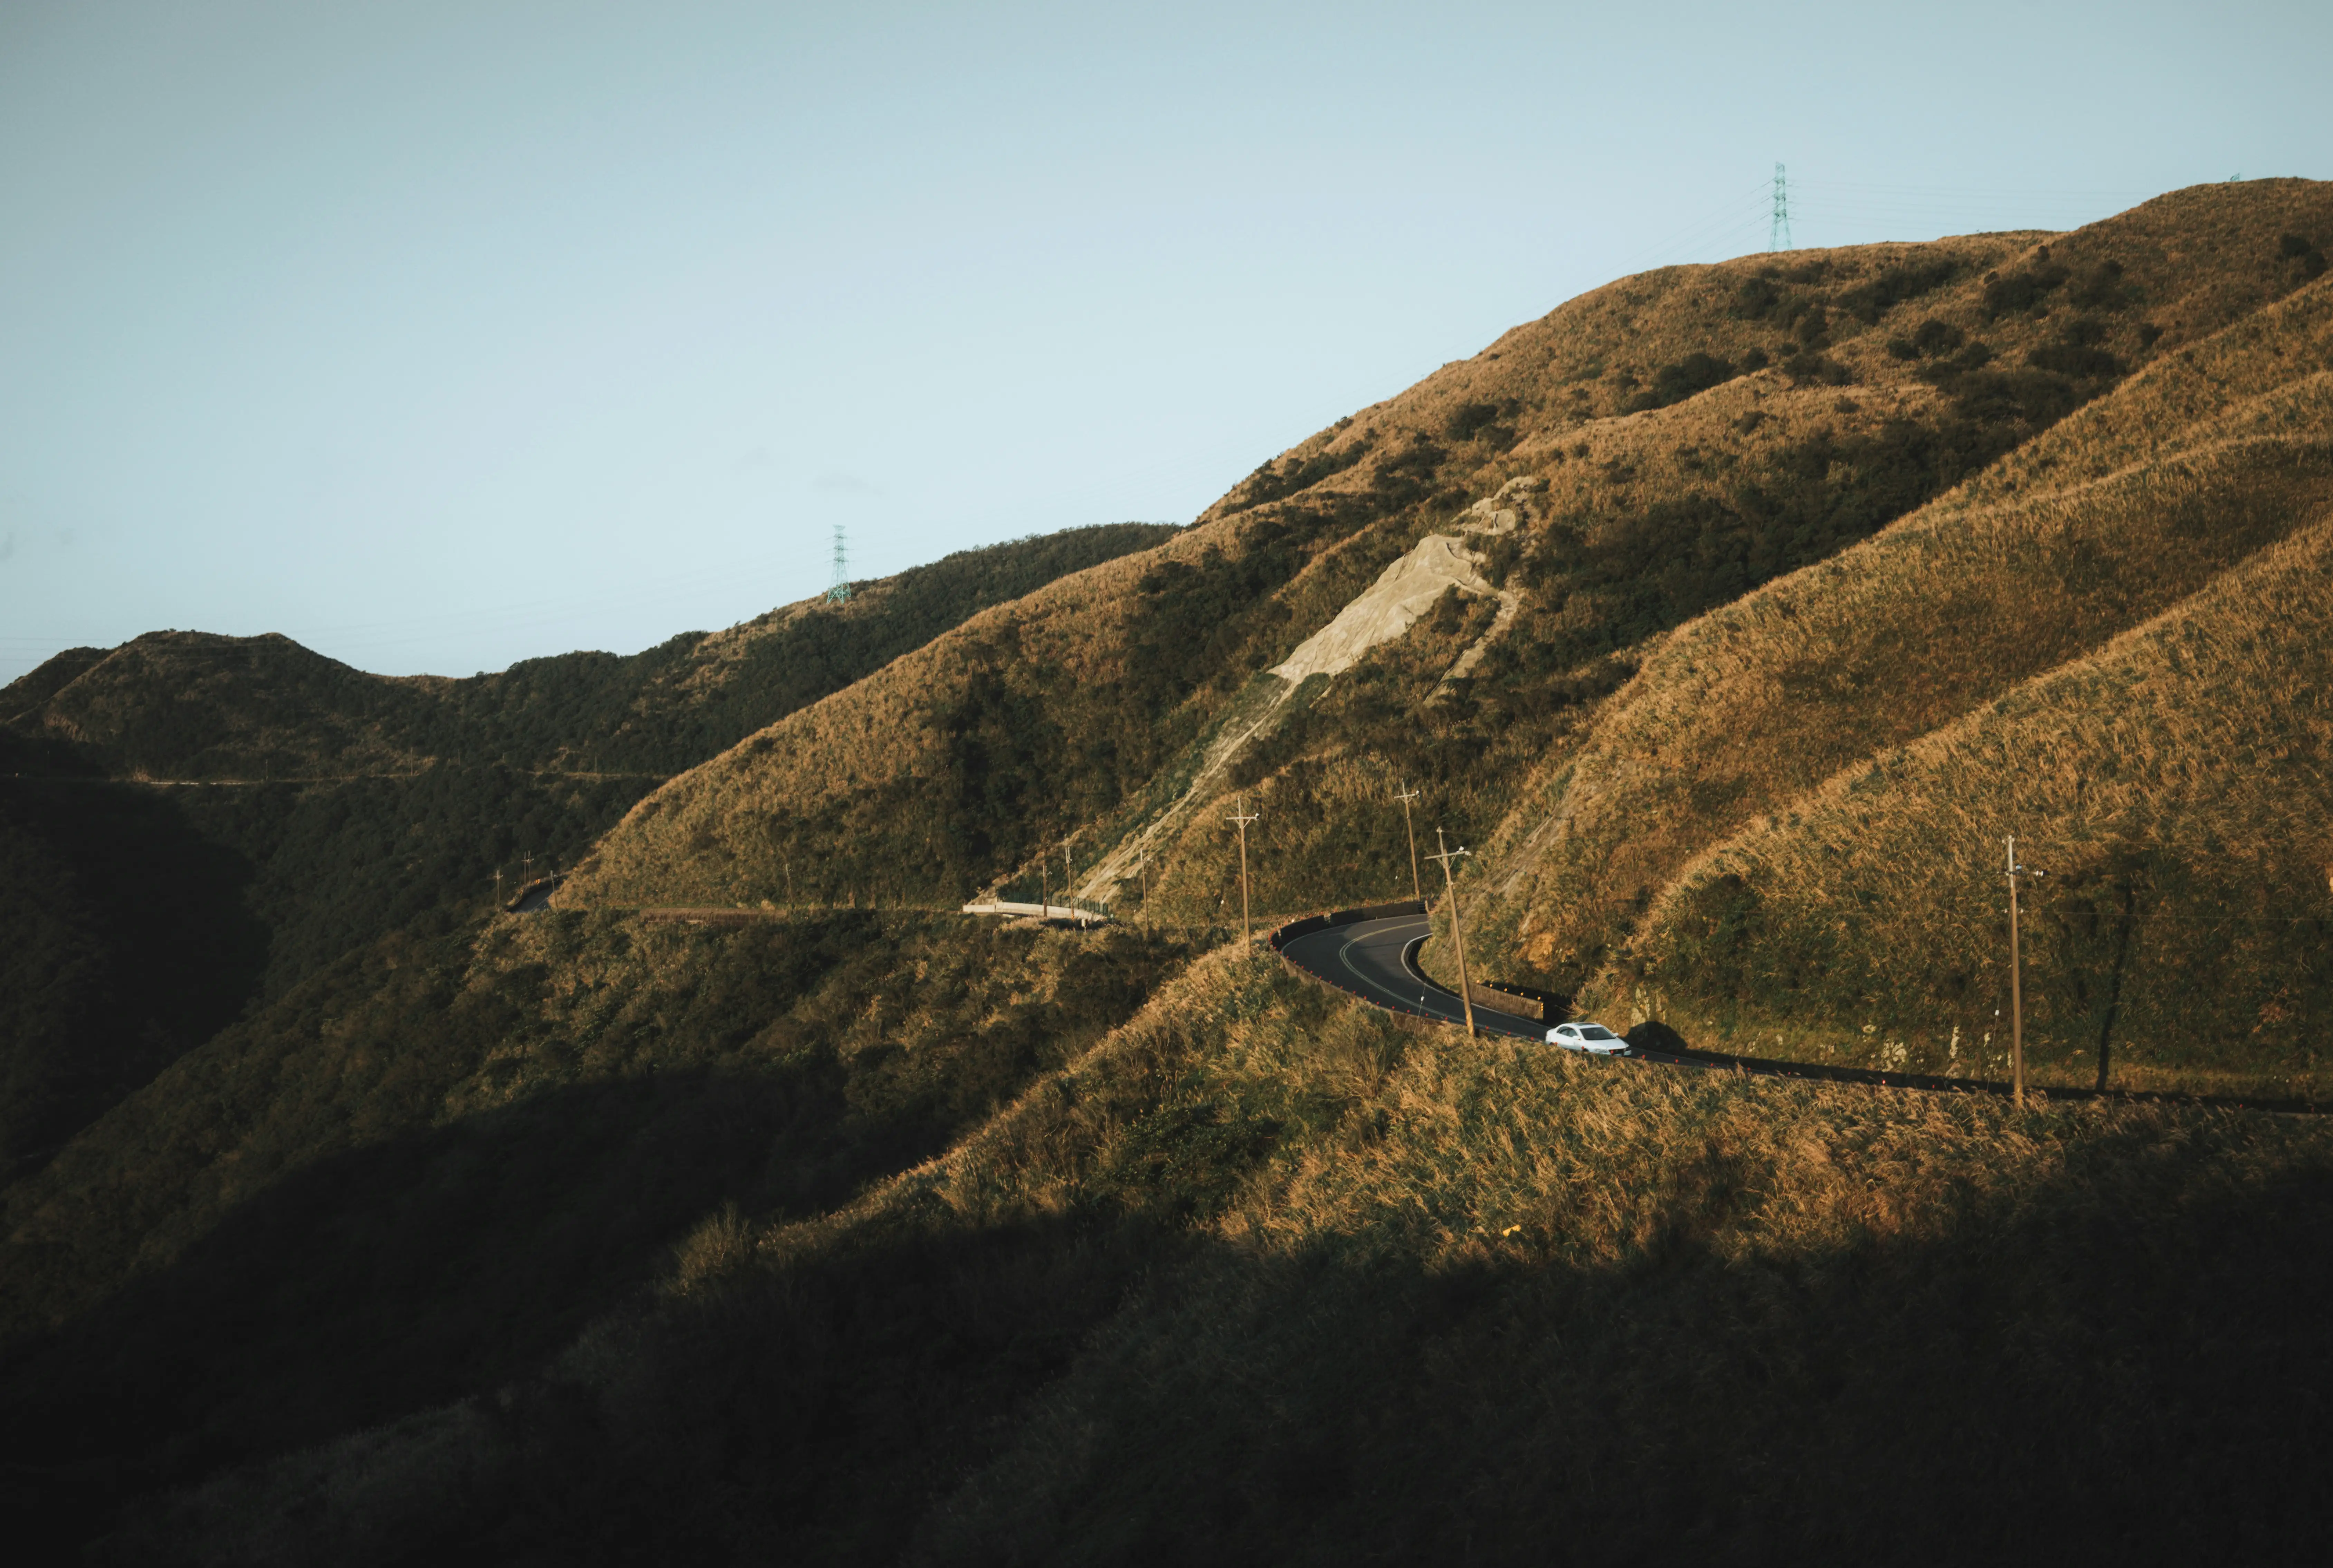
<box><xmin>0</xmin><ymin>525</ymin><xmax>1172</xmax><ymax>1178</ymax></box>
<box><xmin>1625</xmin><ymin>512</ymin><xmax>2333</xmax><ymax>1097</ymax></box>
<box><xmin>0</xmin><ymin>909</ymin><xmax>1197</xmax><ymax>1502</ymax></box>
<box><xmin>1457</xmin><ymin>276</ymin><xmax>2333</xmax><ymax>1093</ymax></box>
<box><xmin>563</xmin><ymin>181</ymin><xmax>2333</xmax><ymax>922</ymax></box>
<box><xmin>102</xmin><ymin>946</ymin><xmax>2333</xmax><ymax>1564</ymax></box>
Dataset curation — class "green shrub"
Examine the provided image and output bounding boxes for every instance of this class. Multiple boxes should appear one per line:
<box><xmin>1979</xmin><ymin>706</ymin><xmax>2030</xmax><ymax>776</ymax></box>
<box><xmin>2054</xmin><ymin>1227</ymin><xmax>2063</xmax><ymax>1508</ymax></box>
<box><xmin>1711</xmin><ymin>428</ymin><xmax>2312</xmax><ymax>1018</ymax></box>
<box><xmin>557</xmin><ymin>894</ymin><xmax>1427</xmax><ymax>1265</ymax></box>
<box><xmin>2070</xmin><ymin>258</ymin><xmax>2133</xmax><ymax>310</ymax></box>
<box><xmin>1624</xmin><ymin>353</ymin><xmax>1737</xmax><ymax>413</ymax></box>
<box><xmin>1982</xmin><ymin>252</ymin><xmax>2073</xmax><ymax>317</ymax></box>
<box><xmin>1444</xmin><ymin>401</ymin><xmax>1516</xmax><ymax>445</ymax></box>
<box><xmin>1837</xmin><ymin>258</ymin><xmax>1964</xmax><ymax>323</ymax></box>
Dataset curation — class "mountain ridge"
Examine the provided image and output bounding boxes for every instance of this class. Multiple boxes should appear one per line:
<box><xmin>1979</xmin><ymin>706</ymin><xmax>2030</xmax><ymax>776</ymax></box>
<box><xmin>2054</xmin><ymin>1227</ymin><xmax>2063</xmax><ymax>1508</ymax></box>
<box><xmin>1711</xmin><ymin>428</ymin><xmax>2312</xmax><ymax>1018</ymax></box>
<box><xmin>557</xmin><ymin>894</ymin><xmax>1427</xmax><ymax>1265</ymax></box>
<box><xmin>8</xmin><ymin>178</ymin><xmax>2333</xmax><ymax>1560</ymax></box>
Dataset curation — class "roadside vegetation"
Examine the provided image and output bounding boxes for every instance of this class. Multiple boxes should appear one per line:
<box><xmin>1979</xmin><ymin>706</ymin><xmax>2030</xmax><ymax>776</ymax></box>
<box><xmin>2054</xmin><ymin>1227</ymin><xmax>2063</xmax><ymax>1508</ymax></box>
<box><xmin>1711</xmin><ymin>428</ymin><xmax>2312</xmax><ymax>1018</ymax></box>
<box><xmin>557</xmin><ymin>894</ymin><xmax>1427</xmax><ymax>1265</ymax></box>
<box><xmin>102</xmin><ymin>948</ymin><xmax>2333</xmax><ymax>1564</ymax></box>
<box><xmin>0</xmin><ymin>910</ymin><xmax>1199</xmax><ymax>1518</ymax></box>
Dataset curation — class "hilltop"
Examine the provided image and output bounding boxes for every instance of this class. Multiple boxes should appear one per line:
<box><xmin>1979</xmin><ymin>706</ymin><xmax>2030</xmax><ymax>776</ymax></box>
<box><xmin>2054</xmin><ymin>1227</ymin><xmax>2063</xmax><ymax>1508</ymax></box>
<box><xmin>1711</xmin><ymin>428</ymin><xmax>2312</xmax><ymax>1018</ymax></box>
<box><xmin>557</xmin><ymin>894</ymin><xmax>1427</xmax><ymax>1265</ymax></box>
<box><xmin>4</xmin><ymin>522</ymin><xmax>1180</xmax><ymax>781</ymax></box>
<box><xmin>557</xmin><ymin>180</ymin><xmax>2333</xmax><ymax>1103</ymax></box>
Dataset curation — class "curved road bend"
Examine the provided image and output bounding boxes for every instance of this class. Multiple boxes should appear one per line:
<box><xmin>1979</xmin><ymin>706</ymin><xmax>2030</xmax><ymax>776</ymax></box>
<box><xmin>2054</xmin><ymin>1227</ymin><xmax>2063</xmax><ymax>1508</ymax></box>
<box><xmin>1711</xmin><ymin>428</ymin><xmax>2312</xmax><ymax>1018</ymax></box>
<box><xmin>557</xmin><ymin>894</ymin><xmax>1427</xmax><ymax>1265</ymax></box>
<box><xmin>1277</xmin><ymin>912</ymin><xmax>1543</xmax><ymax>1040</ymax></box>
<box><xmin>1272</xmin><ymin>909</ymin><xmax>2321</xmax><ymax>1113</ymax></box>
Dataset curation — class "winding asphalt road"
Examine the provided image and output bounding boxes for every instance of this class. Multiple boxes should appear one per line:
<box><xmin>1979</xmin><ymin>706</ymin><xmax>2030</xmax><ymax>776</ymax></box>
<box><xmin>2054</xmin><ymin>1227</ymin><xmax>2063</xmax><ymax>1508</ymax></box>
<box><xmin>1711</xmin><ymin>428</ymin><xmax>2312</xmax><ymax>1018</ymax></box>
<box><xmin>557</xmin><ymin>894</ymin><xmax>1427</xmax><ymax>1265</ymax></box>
<box><xmin>1271</xmin><ymin>907</ymin><xmax>2315</xmax><ymax>1111</ymax></box>
<box><xmin>1277</xmin><ymin>911</ymin><xmax>1545</xmax><ymax>1039</ymax></box>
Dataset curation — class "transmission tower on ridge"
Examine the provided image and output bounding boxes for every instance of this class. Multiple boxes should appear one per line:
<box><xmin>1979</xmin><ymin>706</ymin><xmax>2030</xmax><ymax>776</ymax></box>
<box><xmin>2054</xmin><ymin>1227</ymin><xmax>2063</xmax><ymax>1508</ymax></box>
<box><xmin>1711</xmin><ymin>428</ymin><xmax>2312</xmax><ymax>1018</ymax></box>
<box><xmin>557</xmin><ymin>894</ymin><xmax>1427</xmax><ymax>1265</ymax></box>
<box><xmin>1769</xmin><ymin>162</ymin><xmax>1792</xmax><ymax>253</ymax></box>
<box><xmin>826</xmin><ymin>523</ymin><xmax>852</xmax><ymax>603</ymax></box>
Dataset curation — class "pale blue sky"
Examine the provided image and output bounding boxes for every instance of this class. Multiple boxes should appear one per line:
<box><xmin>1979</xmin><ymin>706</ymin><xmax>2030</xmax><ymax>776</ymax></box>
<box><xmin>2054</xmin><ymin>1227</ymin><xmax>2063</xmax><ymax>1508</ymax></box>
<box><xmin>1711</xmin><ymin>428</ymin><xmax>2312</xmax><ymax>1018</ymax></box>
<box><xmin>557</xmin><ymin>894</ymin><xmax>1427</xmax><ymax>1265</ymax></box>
<box><xmin>3</xmin><ymin>0</ymin><xmax>2325</xmax><ymax>683</ymax></box>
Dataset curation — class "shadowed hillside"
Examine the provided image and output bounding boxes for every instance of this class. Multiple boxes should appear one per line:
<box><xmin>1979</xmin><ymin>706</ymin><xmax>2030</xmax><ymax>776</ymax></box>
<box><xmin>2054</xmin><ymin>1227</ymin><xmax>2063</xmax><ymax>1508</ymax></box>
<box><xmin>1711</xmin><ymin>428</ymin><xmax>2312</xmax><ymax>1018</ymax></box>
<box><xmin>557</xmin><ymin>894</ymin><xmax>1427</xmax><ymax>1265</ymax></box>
<box><xmin>0</xmin><ymin>911</ymin><xmax>1199</xmax><ymax>1496</ymax></box>
<box><xmin>0</xmin><ymin>524</ymin><xmax>1174</xmax><ymax>1180</ymax></box>
<box><xmin>93</xmin><ymin>945</ymin><xmax>2333</xmax><ymax>1565</ymax></box>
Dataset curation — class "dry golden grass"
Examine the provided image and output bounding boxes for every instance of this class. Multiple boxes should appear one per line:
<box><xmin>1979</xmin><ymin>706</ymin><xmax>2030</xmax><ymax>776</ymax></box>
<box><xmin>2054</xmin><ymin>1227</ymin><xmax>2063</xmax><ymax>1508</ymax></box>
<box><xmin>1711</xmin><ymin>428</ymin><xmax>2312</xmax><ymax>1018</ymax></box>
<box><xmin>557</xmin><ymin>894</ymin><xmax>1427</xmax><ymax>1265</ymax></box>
<box><xmin>560</xmin><ymin>183</ymin><xmax>2333</xmax><ymax>1096</ymax></box>
<box><xmin>1466</xmin><ymin>277</ymin><xmax>2333</xmax><ymax>1007</ymax></box>
<box><xmin>1617</xmin><ymin>510</ymin><xmax>2333</xmax><ymax>1097</ymax></box>
<box><xmin>563</xmin><ymin>182</ymin><xmax>2333</xmax><ymax>929</ymax></box>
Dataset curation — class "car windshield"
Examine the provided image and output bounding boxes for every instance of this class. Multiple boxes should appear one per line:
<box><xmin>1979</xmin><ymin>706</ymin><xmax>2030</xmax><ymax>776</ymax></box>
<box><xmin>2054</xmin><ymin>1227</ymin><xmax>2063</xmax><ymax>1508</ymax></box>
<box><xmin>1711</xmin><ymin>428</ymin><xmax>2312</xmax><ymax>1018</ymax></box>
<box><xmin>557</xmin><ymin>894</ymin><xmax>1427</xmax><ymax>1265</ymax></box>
<box><xmin>1579</xmin><ymin>1026</ymin><xmax>1618</xmax><ymax>1041</ymax></box>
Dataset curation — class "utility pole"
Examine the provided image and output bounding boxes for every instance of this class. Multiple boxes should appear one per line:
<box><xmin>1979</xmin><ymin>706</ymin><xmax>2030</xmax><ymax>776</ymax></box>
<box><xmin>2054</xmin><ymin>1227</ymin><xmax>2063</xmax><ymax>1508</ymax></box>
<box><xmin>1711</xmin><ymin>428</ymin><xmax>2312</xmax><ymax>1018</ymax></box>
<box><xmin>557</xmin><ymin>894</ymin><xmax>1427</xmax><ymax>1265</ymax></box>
<box><xmin>1770</xmin><ymin>162</ymin><xmax>1792</xmax><ymax>252</ymax></box>
<box><xmin>1394</xmin><ymin>781</ymin><xmax>1423</xmax><ymax>903</ymax></box>
<box><xmin>2005</xmin><ymin>836</ymin><xmax>2046</xmax><ymax>1107</ymax></box>
<box><xmin>1227</xmin><ymin>794</ymin><xmax>1260</xmax><ymax>942</ymax></box>
<box><xmin>1427</xmin><ymin>827</ymin><xmax>1477</xmax><ymax>1038</ymax></box>
<box><xmin>1040</xmin><ymin>852</ymin><xmax>1050</xmax><ymax>922</ymax></box>
<box><xmin>1064</xmin><ymin>836</ymin><xmax>1082</xmax><ymax>927</ymax></box>
<box><xmin>494</xmin><ymin>866</ymin><xmax>503</xmax><ymax>907</ymax></box>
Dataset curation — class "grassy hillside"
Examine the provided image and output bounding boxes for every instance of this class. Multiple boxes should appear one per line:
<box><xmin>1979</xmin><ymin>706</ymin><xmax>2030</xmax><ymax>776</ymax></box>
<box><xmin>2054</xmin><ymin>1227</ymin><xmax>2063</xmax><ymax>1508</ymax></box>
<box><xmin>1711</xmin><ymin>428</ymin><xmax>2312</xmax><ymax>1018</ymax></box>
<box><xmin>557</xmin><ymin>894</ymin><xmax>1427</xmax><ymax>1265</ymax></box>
<box><xmin>563</xmin><ymin>181</ymin><xmax>2333</xmax><ymax>929</ymax></box>
<box><xmin>1457</xmin><ymin>274</ymin><xmax>2333</xmax><ymax>1095</ymax></box>
<box><xmin>0</xmin><ymin>524</ymin><xmax>1172</xmax><ymax>1178</ymax></box>
<box><xmin>0</xmin><ymin>787</ymin><xmax>266</xmax><ymax>1179</ymax></box>
<box><xmin>99</xmin><ymin>945</ymin><xmax>2333</xmax><ymax>1564</ymax></box>
<box><xmin>1625</xmin><ymin>511</ymin><xmax>2333</xmax><ymax>1098</ymax></box>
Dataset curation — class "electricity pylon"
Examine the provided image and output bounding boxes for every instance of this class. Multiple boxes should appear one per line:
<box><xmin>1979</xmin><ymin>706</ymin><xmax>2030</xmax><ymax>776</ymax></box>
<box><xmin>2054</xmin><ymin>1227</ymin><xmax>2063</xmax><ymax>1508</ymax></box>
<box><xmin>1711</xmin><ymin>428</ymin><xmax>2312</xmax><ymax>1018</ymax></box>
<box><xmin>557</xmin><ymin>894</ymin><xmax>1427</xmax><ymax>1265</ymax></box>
<box><xmin>827</xmin><ymin>524</ymin><xmax>852</xmax><ymax>603</ymax></box>
<box><xmin>1770</xmin><ymin>162</ymin><xmax>1792</xmax><ymax>252</ymax></box>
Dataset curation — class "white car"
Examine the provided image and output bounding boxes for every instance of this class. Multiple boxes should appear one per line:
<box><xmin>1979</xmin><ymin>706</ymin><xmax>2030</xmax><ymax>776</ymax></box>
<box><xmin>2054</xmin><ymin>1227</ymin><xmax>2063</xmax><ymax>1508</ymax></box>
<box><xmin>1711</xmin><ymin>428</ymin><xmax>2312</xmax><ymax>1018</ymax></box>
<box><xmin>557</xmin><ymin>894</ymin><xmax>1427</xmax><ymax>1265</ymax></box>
<box><xmin>1546</xmin><ymin>1020</ymin><xmax>1628</xmax><ymax>1055</ymax></box>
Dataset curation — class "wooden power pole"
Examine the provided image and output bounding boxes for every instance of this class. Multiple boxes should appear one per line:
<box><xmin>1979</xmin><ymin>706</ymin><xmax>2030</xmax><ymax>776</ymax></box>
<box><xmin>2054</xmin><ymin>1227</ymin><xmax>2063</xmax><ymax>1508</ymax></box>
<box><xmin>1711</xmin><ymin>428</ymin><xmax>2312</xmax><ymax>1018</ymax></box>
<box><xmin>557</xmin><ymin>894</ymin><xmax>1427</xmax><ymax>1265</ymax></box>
<box><xmin>1228</xmin><ymin>794</ymin><xmax>1260</xmax><ymax>942</ymax></box>
<box><xmin>1394</xmin><ymin>781</ymin><xmax>1423</xmax><ymax>903</ymax></box>
<box><xmin>1427</xmin><ymin>827</ymin><xmax>1477</xmax><ymax>1037</ymax></box>
<box><xmin>2005</xmin><ymin>836</ymin><xmax>2045</xmax><ymax>1108</ymax></box>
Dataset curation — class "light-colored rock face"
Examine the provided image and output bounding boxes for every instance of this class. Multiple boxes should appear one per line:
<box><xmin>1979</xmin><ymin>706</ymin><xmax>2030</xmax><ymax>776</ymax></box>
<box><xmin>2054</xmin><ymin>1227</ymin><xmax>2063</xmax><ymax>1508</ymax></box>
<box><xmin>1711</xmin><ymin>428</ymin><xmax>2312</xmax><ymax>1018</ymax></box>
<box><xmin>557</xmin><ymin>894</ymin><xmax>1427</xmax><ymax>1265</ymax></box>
<box><xmin>1268</xmin><ymin>534</ymin><xmax>1495</xmax><ymax>684</ymax></box>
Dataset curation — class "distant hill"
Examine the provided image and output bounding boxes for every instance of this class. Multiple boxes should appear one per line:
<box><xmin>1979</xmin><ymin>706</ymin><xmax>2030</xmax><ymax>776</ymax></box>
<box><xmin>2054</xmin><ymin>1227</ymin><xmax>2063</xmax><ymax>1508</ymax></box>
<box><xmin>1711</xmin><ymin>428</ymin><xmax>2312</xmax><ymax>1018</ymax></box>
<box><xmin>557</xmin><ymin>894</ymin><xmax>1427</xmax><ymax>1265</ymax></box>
<box><xmin>0</xmin><ymin>522</ymin><xmax>1176</xmax><ymax>1178</ymax></box>
<box><xmin>4</xmin><ymin>521</ymin><xmax>1183</xmax><ymax>781</ymax></box>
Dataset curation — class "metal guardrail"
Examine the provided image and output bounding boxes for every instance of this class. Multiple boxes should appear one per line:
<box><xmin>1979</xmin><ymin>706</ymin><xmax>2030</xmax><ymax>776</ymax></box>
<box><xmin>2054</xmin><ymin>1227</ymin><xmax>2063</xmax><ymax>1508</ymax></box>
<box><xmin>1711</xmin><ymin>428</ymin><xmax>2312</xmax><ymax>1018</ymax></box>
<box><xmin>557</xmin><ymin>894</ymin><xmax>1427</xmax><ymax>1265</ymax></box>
<box><xmin>960</xmin><ymin>900</ymin><xmax>1111</xmax><ymax>924</ymax></box>
<box><xmin>1265</xmin><ymin>898</ymin><xmax>1428</xmax><ymax>951</ymax></box>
